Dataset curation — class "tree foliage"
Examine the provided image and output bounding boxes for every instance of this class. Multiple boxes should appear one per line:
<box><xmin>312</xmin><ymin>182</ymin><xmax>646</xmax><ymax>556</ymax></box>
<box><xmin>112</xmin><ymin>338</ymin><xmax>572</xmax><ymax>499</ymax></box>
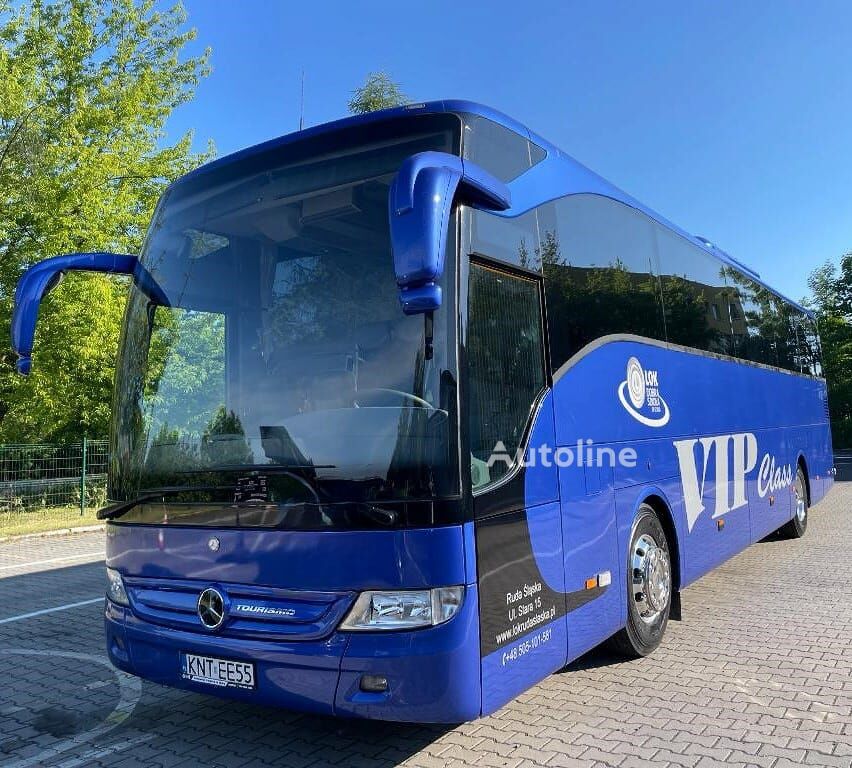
<box><xmin>347</xmin><ymin>71</ymin><xmax>406</xmax><ymax>114</ymax></box>
<box><xmin>808</xmin><ymin>253</ymin><xmax>852</xmax><ymax>448</ymax></box>
<box><xmin>0</xmin><ymin>0</ymin><xmax>212</xmax><ymax>442</ymax></box>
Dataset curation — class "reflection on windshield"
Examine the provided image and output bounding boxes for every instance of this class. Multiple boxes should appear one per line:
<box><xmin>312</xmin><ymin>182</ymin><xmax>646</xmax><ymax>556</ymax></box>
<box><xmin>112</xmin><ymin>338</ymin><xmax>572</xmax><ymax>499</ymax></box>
<box><xmin>111</xmin><ymin>122</ymin><xmax>460</xmax><ymax>515</ymax></box>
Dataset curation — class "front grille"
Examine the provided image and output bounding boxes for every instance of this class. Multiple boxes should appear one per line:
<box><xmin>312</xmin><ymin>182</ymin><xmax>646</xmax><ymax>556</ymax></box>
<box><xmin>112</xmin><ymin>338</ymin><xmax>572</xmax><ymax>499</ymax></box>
<box><xmin>125</xmin><ymin>576</ymin><xmax>354</xmax><ymax>641</ymax></box>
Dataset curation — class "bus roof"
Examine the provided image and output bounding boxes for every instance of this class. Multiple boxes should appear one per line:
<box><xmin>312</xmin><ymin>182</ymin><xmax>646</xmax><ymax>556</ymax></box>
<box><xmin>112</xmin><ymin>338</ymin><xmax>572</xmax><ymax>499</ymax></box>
<box><xmin>177</xmin><ymin>100</ymin><xmax>811</xmax><ymax>316</ymax></box>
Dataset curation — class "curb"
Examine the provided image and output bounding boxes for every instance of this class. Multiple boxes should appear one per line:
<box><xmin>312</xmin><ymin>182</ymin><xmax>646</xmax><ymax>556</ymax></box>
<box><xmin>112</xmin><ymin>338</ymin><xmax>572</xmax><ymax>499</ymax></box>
<box><xmin>0</xmin><ymin>524</ymin><xmax>105</xmax><ymax>544</ymax></box>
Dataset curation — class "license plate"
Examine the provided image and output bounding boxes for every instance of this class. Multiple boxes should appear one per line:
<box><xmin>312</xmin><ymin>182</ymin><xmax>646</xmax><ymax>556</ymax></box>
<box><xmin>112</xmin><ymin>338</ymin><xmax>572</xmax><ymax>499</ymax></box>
<box><xmin>181</xmin><ymin>652</ymin><xmax>255</xmax><ymax>690</ymax></box>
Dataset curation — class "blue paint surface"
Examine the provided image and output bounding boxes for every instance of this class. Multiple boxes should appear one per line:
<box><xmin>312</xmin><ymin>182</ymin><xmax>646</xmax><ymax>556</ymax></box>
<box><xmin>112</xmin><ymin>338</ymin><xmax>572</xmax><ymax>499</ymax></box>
<box><xmin>106</xmin><ymin>523</ymin><xmax>469</xmax><ymax>591</ymax></box>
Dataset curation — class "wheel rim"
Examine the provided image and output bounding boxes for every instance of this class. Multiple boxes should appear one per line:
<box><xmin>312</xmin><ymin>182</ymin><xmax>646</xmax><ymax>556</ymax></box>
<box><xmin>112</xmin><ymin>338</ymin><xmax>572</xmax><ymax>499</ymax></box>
<box><xmin>631</xmin><ymin>533</ymin><xmax>671</xmax><ymax>624</ymax></box>
<box><xmin>795</xmin><ymin>472</ymin><xmax>807</xmax><ymax>523</ymax></box>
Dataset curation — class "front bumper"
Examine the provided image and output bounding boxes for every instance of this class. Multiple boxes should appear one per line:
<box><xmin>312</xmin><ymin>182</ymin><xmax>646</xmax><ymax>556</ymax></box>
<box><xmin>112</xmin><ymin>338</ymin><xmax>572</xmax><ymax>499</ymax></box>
<box><xmin>105</xmin><ymin>584</ymin><xmax>481</xmax><ymax>723</ymax></box>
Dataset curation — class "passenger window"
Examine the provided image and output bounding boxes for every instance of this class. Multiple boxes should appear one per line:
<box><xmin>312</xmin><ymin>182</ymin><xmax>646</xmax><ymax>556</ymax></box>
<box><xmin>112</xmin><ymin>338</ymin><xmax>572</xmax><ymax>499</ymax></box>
<box><xmin>655</xmin><ymin>228</ymin><xmax>735</xmax><ymax>355</ymax></box>
<box><xmin>725</xmin><ymin>273</ymin><xmax>790</xmax><ymax>368</ymax></box>
<box><xmin>771</xmin><ymin>300</ymin><xmax>801</xmax><ymax>372</ymax></box>
<box><xmin>540</xmin><ymin>194</ymin><xmax>666</xmax><ymax>372</ymax></box>
<box><xmin>468</xmin><ymin>261</ymin><xmax>546</xmax><ymax>489</ymax></box>
<box><xmin>462</xmin><ymin>113</ymin><xmax>544</xmax><ymax>182</ymax></box>
<box><xmin>461</xmin><ymin>113</ymin><xmax>546</xmax><ymax>271</ymax></box>
<box><xmin>462</xmin><ymin>208</ymin><xmax>541</xmax><ymax>270</ymax></box>
<box><xmin>795</xmin><ymin>315</ymin><xmax>823</xmax><ymax>376</ymax></box>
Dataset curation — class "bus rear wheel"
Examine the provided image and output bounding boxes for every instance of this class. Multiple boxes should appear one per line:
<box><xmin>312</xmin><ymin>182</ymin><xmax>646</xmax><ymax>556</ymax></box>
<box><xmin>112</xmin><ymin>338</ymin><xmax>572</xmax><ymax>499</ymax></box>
<box><xmin>778</xmin><ymin>465</ymin><xmax>808</xmax><ymax>539</ymax></box>
<box><xmin>608</xmin><ymin>505</ymin><xmax>672</xmax><ymax>658</ymax></box>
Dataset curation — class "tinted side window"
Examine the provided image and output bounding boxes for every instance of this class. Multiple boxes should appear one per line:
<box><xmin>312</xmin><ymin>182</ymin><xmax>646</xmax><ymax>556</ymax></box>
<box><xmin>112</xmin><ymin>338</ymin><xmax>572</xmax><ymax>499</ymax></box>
<box><xmin>772</xmin><ymin>300</ymin><xmax>802</xmax><ymax>372</ymax></box>
<box><xmin>463</xmin><ymin>208</ymin><xmax>540</xmax><ymax>269</ymax></box>
<box><xmin>540</xmin><ymin>194</ymin><xmax>665</xmax><ymax>372</ymax></box>
<box><xmin>468</xmin><ymin>262</ymin><xmax>546</xmax><ymax>489</ymax></box>
<box><xmin>655</xmin><ymin>228</ymin><xmax>735</xmax><ymax>355</ymax></box>
<box><xmin>724</xmin><ymin>271</ymin><xmax>788</xmax><ymax>368</ymax></box>
<box><xmin>796</xmin><ymin>315</ymin><xmax>823</xmax><ymax>376</ymax></box>
<box><xmin>719</xmin><ymin>269</ymin><xmax>821</xmax><ymax>374</ymax></box>
<box><xmin>461</xmin><ymin>113</ymin><xmax>546</xmax><ymax>270</ymax></box>
<box><xmin>461</xmin><ymin>113</ymin><xmax>545</xmax><ymax>182</ymax></box>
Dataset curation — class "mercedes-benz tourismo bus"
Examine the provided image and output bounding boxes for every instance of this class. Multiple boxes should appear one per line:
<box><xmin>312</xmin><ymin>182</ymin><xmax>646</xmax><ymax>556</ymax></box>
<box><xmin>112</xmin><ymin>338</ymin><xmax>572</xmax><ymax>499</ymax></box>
<box><xmin>11</xmin><ymin>101</ymin><xmax>833</xmax><ymax>722</ymax></box>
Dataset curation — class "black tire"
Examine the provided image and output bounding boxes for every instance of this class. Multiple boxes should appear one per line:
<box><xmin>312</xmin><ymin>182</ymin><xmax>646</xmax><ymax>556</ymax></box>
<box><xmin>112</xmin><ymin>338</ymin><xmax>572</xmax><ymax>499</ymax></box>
<box><xmin>778</xmin><ymin>465</ymin><xmax>808</xmax><ymax>539</ymax></box>
<box><xmin>607</xmin><ymin>504</ymin><xmax>672</xmax><ymax>658</ymax></box>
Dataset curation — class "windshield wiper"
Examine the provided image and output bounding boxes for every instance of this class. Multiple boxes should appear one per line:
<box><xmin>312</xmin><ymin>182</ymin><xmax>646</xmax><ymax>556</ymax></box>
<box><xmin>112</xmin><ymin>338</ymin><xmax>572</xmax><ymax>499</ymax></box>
<box><xmin>97</xmin><ymin>485</ymin><xmax>233</xmax><ymax>520</ymax></box>
<box><xmin>176</xmin><ymin>464</ymin><xmax>336</xmax><ymax>474</ymax></box>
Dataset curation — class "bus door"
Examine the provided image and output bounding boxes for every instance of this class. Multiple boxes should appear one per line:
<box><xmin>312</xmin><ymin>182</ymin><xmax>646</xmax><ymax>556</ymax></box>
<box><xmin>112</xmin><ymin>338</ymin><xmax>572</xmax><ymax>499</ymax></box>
<box><xmin>466</xmin><ymin>257</ymin><xmax>567</xmax><ymax>714</ymax></box>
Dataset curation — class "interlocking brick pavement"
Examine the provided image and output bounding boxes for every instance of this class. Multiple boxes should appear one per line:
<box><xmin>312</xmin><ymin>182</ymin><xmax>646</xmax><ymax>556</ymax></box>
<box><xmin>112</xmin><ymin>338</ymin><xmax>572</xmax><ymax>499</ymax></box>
<box><xmin>0</xmin><ymin>482</ymin><xmax>849</xmax><ymax>768</ymax></box>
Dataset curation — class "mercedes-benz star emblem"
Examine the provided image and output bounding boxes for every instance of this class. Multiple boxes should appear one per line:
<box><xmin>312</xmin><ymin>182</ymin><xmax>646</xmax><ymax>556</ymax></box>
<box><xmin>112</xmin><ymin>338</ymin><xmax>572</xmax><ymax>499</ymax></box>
<box><xmin>197</xmin><ymin>587</ymin><xmax>225</xmax><ymax>630</ymax></box>
<box><xmin>208</xmin><ymin>537</ymin><xmax>220</xmax><ymax>552</ymax></box>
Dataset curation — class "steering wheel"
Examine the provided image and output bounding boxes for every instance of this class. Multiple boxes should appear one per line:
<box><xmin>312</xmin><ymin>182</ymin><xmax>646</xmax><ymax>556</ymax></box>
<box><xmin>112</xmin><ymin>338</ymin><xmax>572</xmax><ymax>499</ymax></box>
<box><xmin>354</xmin><ymin>388</ymin><xmax>434</xmax><ymax>409</ymax></box>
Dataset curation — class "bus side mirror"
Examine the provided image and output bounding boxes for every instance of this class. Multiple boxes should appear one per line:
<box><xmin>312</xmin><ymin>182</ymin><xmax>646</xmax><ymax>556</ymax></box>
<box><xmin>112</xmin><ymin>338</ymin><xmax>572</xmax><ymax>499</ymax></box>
<box><xmin>389</xmin><ymin>152</ymin><xmax>511</xmax><ymax>315</ymax></box>
<box><xmin>10</xmin><ymin>252</ymin><xmax>164</xmax><ymax>375</ymax></box>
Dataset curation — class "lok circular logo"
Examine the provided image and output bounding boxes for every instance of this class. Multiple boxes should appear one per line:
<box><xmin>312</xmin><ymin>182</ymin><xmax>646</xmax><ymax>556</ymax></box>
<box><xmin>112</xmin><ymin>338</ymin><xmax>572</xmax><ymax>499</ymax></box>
<box><xmin>617</xmin><ymin>356</ymin><xmax>670</xmax><ymax>428</ymax></box>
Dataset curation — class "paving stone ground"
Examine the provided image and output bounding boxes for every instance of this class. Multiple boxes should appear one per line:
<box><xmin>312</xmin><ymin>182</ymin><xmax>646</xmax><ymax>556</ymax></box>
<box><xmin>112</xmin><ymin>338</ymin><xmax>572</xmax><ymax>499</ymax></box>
<box><xmin>0</xmin><ymin>481</ymin><xmax>849</xmax><ymax>768</ymax></box>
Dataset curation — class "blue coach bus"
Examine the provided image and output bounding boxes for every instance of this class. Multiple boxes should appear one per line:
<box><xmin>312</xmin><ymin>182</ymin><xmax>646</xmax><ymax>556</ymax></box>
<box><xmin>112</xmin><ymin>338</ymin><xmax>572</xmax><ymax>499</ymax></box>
<box><xmin>12</xmin><ymin>101</ymin><xmax>833</xmax><ymax>722</ymax></box>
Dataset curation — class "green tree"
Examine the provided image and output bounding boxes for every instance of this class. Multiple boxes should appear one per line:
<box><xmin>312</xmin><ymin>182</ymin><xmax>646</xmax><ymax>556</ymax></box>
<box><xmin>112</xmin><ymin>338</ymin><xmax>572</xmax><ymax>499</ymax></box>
<box><xmin>808</xmin><ymin>254</ymin><xmax>852</xmax><ymax>448</ymax></box>
<box><xmin>809</xmin><ymin>254</ymin><xmax>852</xmax><ymax>317</ymax></box>
<box><xmin>0</xmin><ymin>0</ymin><xmax>212</xmax><ymax>443</ymax></box>
<box><xmin>347</xmin><ymin>71</ymin><xmax>406</xmax><ymax>114</ymax></box>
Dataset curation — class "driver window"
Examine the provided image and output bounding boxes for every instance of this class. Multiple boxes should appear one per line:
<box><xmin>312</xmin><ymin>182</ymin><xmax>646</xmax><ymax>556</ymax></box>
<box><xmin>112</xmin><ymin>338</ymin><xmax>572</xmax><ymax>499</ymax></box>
<box><xmin>468</xmin><ymin>260</ymin><xmax>546</xmax><ymax>490</ymax></box>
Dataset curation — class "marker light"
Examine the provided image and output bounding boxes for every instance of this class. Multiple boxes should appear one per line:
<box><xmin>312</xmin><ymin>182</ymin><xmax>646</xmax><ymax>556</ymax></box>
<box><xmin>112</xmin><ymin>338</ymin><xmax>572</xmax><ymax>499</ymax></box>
<box><xmin>340</xmin><ymin>586</ymin><xmax>464</xmax><ymax>631</ymax></box>
<box><xmin>106</xmin><ymin>567</ymin><xmax>130</xmax><ymax>606</ymax></box>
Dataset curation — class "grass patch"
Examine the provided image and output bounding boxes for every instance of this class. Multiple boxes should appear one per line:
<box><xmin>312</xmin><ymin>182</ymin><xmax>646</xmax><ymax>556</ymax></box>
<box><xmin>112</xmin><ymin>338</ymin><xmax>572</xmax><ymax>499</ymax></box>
<box><xmin>0</xmin><ymin>506</ymin><xmax>102</xmax><ymax>537</ymax></box>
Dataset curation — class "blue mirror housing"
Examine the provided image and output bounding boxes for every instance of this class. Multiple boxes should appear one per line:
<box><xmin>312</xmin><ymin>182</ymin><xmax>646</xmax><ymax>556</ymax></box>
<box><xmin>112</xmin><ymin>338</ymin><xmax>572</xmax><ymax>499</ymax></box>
<box><xmin>389</xmin><ymin>151</ymin><xmax>511</xmax><ymax>314</ymax></box>
<box><xmin>10</xmin><ymin>252</ymin><xmax>161</xmax><ymax>375</ymax></box>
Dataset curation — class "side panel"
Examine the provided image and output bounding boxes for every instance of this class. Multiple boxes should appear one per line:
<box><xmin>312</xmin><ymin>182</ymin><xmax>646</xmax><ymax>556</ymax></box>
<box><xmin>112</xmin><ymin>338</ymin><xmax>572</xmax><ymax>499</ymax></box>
<box><xmin>558</xmin><ymin>460</ymin><xmax>622</xmax><ymax>660</ymax></box>
<box><xmin>551</xmin><ymin>337</ymin><xmax>832</xmax><ymax>606</ymax></box>
<box><xmin>477</xmin><ymin>502</ymin><xmax>567</xmax><ymax>714</ymax></box>
<box><xmin>474</xmin><ymin>338</ymin><xmax>832</xmax><ymax>712</ymax></box>
<box><xmin>747</xmin><ymin>426</ymin><xmax>794</xmax><ymax>543</ymax></box>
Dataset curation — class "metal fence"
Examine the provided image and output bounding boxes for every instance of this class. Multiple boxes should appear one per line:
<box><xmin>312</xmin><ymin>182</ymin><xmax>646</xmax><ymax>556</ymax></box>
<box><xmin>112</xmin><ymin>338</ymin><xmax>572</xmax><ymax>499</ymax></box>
<box><xmin>0</xmin><ymin>440</ymin><xmax>109</xmax><ymax>514</ymax></box>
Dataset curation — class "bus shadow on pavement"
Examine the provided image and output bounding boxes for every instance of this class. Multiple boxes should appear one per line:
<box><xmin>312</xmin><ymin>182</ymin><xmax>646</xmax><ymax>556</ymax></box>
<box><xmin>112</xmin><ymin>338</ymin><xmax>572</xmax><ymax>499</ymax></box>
<box><xmin>123</xmin><ymin>694</ymin><xmax>450</xmax><ymax>765</ymax></box>
<box><xmin>758</xmin><ymin>475</ymin><xmax>844</xmax><ymax>544</ymax></box>
<box><xmin>557</xmin><ymin>644</ymin><xmax>626</xmax><ymax>673</ymax></box>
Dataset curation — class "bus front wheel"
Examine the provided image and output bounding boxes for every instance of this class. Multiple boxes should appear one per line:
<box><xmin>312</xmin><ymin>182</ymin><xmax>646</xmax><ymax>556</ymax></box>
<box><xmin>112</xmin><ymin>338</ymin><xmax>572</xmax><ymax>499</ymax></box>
<box><xmin>608</xmin><ymin>504</ymin><xmax>672</xmax><ymax>658</ymax></box>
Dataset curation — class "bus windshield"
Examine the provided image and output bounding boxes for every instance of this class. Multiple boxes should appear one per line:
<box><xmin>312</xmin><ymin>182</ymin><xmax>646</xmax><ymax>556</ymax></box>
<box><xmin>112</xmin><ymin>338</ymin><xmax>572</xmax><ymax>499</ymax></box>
<box><xmin>110</xmin><ymin>119</ymin><xmax>460</xmax><ymax>526</ymax></box>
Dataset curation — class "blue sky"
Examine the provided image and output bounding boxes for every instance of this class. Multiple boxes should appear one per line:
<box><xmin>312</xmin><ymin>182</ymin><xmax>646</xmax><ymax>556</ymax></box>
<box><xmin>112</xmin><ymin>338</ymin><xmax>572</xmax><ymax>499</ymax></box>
<box><xmin>167</xmin><ymin>0</ymin><xmax>852</xmax><ymax>302</ymax></box>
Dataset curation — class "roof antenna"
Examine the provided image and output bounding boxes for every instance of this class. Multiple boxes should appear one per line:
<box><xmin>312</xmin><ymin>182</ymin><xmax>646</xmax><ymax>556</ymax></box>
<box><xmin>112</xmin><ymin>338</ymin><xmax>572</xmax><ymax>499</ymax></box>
<box><xmin>299</xmin><ymin>69</ymin><xmax>305</xmax><ymax>131</ymax></box>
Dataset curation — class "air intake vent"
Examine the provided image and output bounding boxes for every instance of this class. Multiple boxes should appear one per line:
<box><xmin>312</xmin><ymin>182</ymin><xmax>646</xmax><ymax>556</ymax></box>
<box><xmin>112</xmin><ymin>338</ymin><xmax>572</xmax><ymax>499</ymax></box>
<box><xmin>820</xmin><ymin>386</ymin><xmax>830</xmax><ymax>421</ymax></box>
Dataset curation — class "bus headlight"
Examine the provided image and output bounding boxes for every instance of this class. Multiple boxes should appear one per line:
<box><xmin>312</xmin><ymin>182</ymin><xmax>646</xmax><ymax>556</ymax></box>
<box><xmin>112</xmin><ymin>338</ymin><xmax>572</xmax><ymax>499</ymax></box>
<box><xmin>106</xmin><ymin>567</ymin><xmax>130</xmax><ymax>606</ymax></box>
<box><xmin>340</xmin><ymin>586</ymin><xmax>464</xmax><ymax>631</ymax></box>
